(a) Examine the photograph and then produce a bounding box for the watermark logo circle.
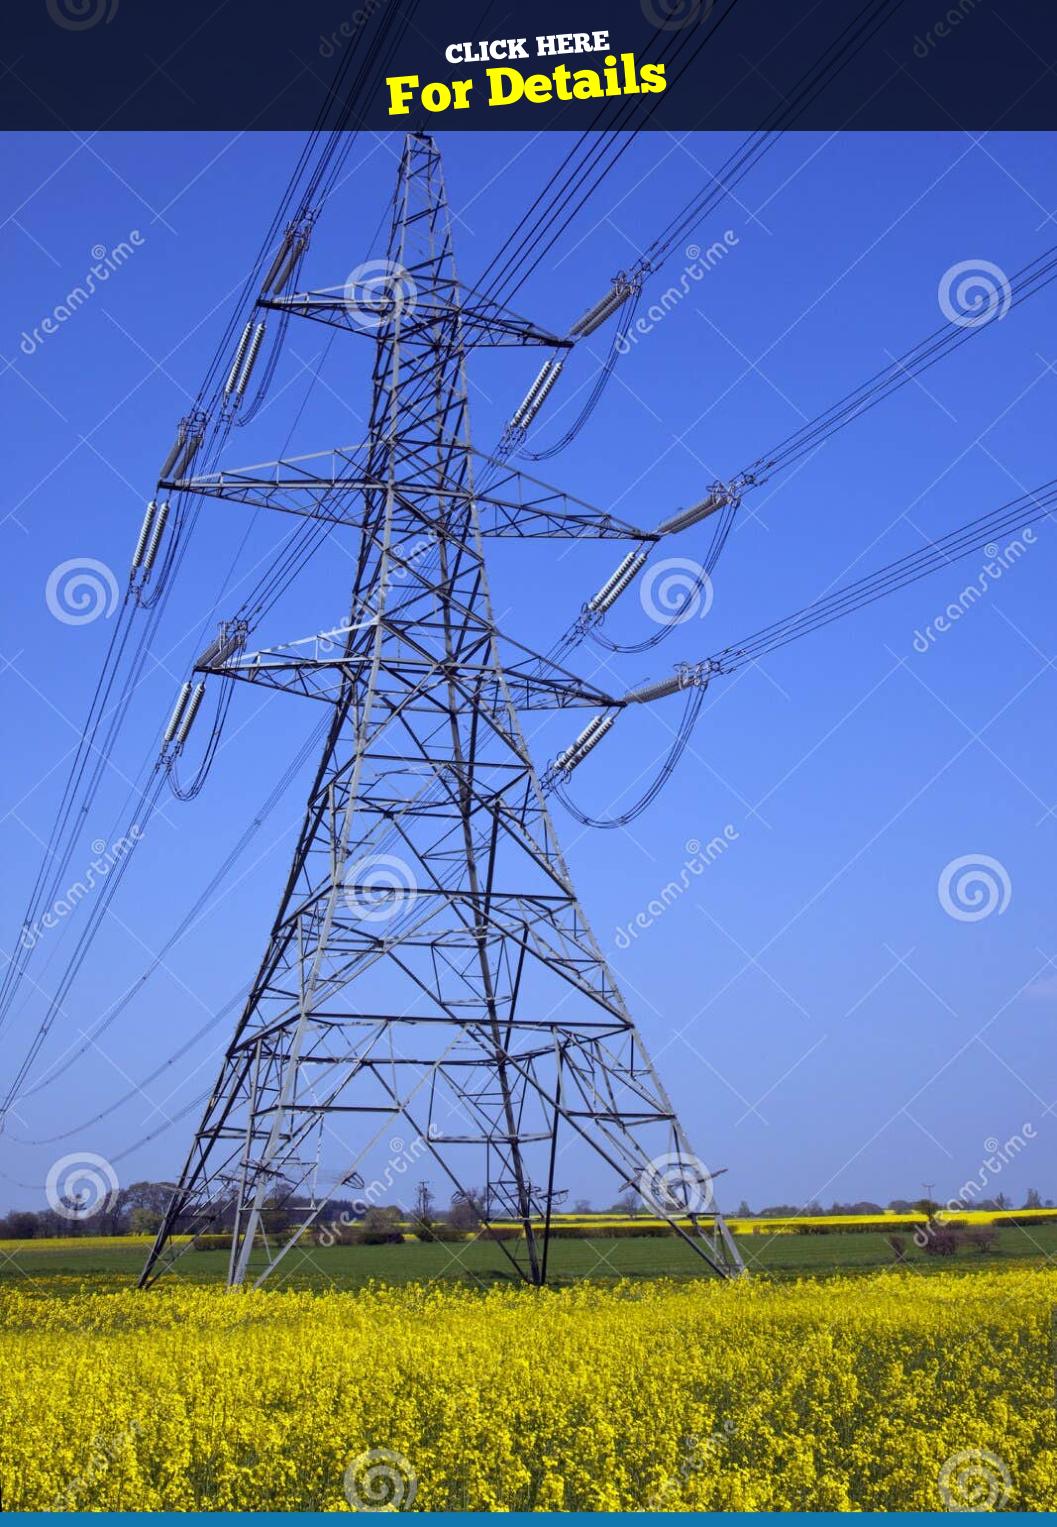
[938,260,1011,328]
[45,1152,119,1219]
[638,1151,715,1215]
[46,0,119,28]
[640,557,713,625]
[343,1448,418,1511]
[642,0,714,30]
[46,558,120,625]
[343,854,418,923]
[343,260,417,330]
[938,1448,1011,1511]
[938,855,1011,922]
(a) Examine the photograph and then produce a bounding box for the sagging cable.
[593,497,741,655]
[520,283,643,462]
[168,677,237,801]
[555,682,709,830]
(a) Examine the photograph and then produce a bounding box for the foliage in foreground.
[2,1268,1055,1511]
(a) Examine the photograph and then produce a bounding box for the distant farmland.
[5,1210,1057,1295]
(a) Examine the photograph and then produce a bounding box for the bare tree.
[449,1187,486,1230]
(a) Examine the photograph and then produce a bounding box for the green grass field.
[4,1220,1057,1295]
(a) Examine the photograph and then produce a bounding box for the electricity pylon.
[140,132,743,1288]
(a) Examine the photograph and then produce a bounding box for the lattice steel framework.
[140,133,743,1288]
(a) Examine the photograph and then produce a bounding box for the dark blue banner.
[2,0,1056,130]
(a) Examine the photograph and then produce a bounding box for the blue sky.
[1,128,1055,1216]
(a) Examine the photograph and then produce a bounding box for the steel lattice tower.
[140,133,743,1288]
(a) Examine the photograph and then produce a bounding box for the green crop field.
[4,1220,1057,1295]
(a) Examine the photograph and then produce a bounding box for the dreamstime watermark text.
[914,1124,1036,1250]
[912,529,1036,652]
[615,828,738,950]
[616,234,738,355]
[319,0,384,57]
[20,828,144,950]
[912,0,986,59]
[20,234,145,356]
[316,1126,440,1244]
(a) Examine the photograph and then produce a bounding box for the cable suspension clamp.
[568,272,637,340]
[550,710,617,778]
[158,409,208,485]
[623,659,720,707]
[224,321,254,396]
[234,322,266,398]
[130,500,157,575]
[260,213,315,298]
[162,682,193,745]
[140,500,170,574]
[161,679,207,755]
[130,499,171,584]
[175,682,206,747]
[195,619,250,672]
[584,549,649,618]
[654,481,733,538]
[511,358,564,429]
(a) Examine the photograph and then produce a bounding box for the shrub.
[921,1226,961,1257]
[965,1226,998,1255]
[347,1228,404,1246]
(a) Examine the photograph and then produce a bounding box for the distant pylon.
[140,133,743,1288]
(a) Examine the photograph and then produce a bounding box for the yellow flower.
[2,1269,1055,1510]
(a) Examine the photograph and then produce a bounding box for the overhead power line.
[552,478,1055,828]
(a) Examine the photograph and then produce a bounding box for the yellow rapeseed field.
[3,1268,1055,1511]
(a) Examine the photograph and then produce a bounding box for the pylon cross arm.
[198,644,621,714]
[259,283,570,350]
[167,462,649,542]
